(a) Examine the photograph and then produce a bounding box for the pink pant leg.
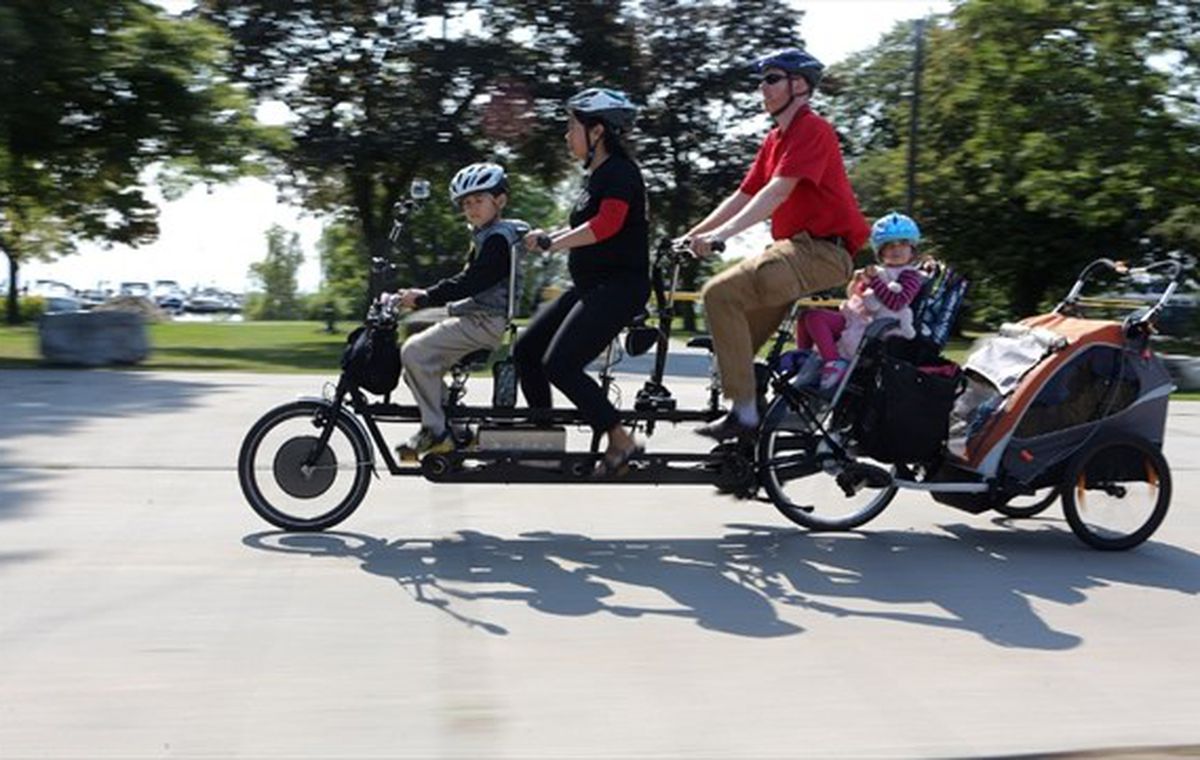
[795,312,814,349]
[803,309,845,361]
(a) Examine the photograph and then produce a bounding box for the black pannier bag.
[341,323,401,396]
[853,341,962,464]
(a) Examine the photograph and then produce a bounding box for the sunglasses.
[759,72,790,86]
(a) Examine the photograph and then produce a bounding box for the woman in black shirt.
[517,88,651,476]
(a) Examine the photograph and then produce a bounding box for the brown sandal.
[594,443,642,478]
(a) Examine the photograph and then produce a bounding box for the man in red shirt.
[685,48,870,440]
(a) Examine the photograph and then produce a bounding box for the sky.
[19,0,952,295]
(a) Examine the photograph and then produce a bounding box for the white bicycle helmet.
[567,87,638,132]
[448,162,508,206]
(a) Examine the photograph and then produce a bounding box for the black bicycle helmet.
[754,48,825,91]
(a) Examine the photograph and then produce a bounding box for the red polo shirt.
[738,106,869,253]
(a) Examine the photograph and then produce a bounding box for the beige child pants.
[400,313,506,434]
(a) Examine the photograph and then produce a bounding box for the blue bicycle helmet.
[754,48,825,90]
[870,212,921,253]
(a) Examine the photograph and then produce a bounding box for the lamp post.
[906,17,926,216]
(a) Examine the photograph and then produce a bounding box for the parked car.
[185,288,228,313]
[152,280,186,313]
[77,288,112,309]
[28,280,82,313]
[1101,274,1199,339]
[119,281,151,298]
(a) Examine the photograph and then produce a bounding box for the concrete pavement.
[1,368,1199,758]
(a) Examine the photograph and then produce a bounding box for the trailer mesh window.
[1014,346,1140,438]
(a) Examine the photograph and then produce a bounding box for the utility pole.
[906,17,926,216]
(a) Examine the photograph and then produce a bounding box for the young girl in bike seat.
[790,211,925,393]
[515,87,650,477]
[381,162,527,459]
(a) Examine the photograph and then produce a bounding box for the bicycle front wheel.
[238,400,373,531]
[756,396,897,531]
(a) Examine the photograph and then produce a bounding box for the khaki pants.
[400,313,505,433]
[701,233,853,403]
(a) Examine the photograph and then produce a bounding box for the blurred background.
[2,0,1198,341]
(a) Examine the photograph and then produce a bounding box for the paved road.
[1,368,1199,759]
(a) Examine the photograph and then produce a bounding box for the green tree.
[201,0,825,330]
[316,218,367,320]
[832,0,1200,318]
[199,0,577,288]
[247,225,304,320]
[0,0,273,323]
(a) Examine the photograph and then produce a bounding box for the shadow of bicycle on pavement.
[243,519,1200,649]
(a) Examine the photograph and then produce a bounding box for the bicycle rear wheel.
[757,396,897,531]
[238,400,373,531]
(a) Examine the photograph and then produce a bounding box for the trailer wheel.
[1061,434,1171,551]
[994,487,1060,518]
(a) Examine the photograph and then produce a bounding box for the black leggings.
[513,274,650,433]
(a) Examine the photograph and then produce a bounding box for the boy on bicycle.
[381,162,527,458]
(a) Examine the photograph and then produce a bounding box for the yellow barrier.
[1075,296,1152,309]
[540,286,843,308]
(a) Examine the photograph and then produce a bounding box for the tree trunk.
[666,134,699,332]
[4,248,18,325]
[1010,268,1045,318]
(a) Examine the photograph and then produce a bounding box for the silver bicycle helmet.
[567,87,639,132]
[449,162,508,206]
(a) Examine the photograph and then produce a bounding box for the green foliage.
[1152,205,1200,250]
[246,225,305,320]
[200,0,812,329]
[200,0,568,274]
[0,0,272,323]
[316,219,369,320]
[16,296,45,324]
[833,0,1200,321]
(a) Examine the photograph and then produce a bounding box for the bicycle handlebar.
[654,237,725,266]
[1057,256,1187,330]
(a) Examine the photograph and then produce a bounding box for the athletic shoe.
[397,427,455,461]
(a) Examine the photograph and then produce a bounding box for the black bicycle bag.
[341,323,401,396]
[853,342,962,464]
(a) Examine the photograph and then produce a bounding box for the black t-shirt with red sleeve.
[567,154,650,290]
